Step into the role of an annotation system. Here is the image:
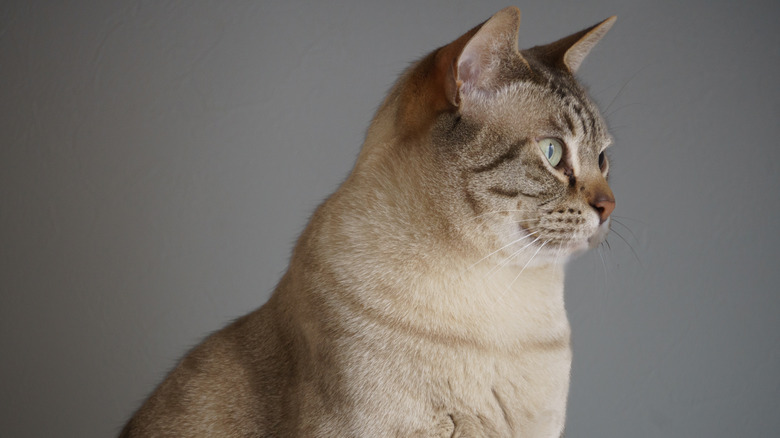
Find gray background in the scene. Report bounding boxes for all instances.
[2,1,778,437]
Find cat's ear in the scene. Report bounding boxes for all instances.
[437,7,523,107]
[525,16,616,74]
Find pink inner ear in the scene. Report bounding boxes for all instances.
[456,30,498,95]
[453,9,521,97]
[442,7,522,107]
[457,51,482,90]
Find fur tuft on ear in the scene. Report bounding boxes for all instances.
[524,16,616,74]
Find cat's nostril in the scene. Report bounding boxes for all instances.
[589,194,615,224]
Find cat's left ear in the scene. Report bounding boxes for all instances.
[435,6,523,108]
[525,16,616,74]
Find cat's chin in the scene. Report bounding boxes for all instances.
[586,218,611,249]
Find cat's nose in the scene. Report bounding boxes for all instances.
[589,190,615,224]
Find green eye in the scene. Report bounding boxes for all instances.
[538,138,564,167]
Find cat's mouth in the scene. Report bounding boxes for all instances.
[516,214,609,255]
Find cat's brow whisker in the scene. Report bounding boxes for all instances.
[605,124,630,133]
[602,62,653,115]
[605,102,646,118]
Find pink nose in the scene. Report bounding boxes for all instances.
[589,191,615,224]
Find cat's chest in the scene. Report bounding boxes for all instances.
[430,343,571,435]
[338,328,571,437]
[322,266,571,435]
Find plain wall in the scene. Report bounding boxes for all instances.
[2,1,779,436]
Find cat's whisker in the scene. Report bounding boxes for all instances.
[459,213,541,236]
[602,62,653,115]
[468,209,526,221]
[609,227,643,268]
[597,243,609,288]
[504,239,550,294]
[610,217,641,244]
[464,216,540,232]
[604,124,630,133]
[494,234,541,267]
[538,194,563,207]
[611,214,647,226]
[605,102,646,118]
[468,231,537,271]
[484,234,542,279]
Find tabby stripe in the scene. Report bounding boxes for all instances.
[571,102,584,121]
[463,187,482,214]
[563,113,575,134]
[572,95,601,140]
[548,80,588,137]
[547,116,564,135]
[488,187,520,198]
[572,101,595,139]
[551,84,568,101]
[470,142,520,173]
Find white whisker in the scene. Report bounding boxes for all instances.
[484,234,542,279]
[609,227,642,267]
[504,239,550,294]
[597,244,609,288]
[468,231,536,271]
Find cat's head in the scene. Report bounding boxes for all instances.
[362,7,616,268]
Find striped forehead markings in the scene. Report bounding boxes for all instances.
[562,113,575,134]
[547,79,600,140]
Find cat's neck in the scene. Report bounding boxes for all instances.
[288,172,569,348]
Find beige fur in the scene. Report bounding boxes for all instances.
[121,7,616,437]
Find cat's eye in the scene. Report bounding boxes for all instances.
[598,151,607,172]
[538,138,564,167]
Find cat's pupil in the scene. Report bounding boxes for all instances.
[598,151,605,168]
[547,144,554,158]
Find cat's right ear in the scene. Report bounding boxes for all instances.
[436,7,523,108]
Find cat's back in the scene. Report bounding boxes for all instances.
[119,295,295,437]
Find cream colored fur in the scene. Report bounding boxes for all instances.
[121,7,616,437]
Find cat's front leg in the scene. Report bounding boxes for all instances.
[410,413,455,438]
[447,412,501,438]
[411,411,497,438]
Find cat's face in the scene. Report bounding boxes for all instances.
[425,10,616,267]
[437,78,613,267]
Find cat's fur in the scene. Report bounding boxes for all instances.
[121,7,616,437]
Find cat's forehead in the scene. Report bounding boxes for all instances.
[467,77,611,151]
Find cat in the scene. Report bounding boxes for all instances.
[120,7,616,437]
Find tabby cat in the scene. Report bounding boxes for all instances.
[121,7,616,437]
